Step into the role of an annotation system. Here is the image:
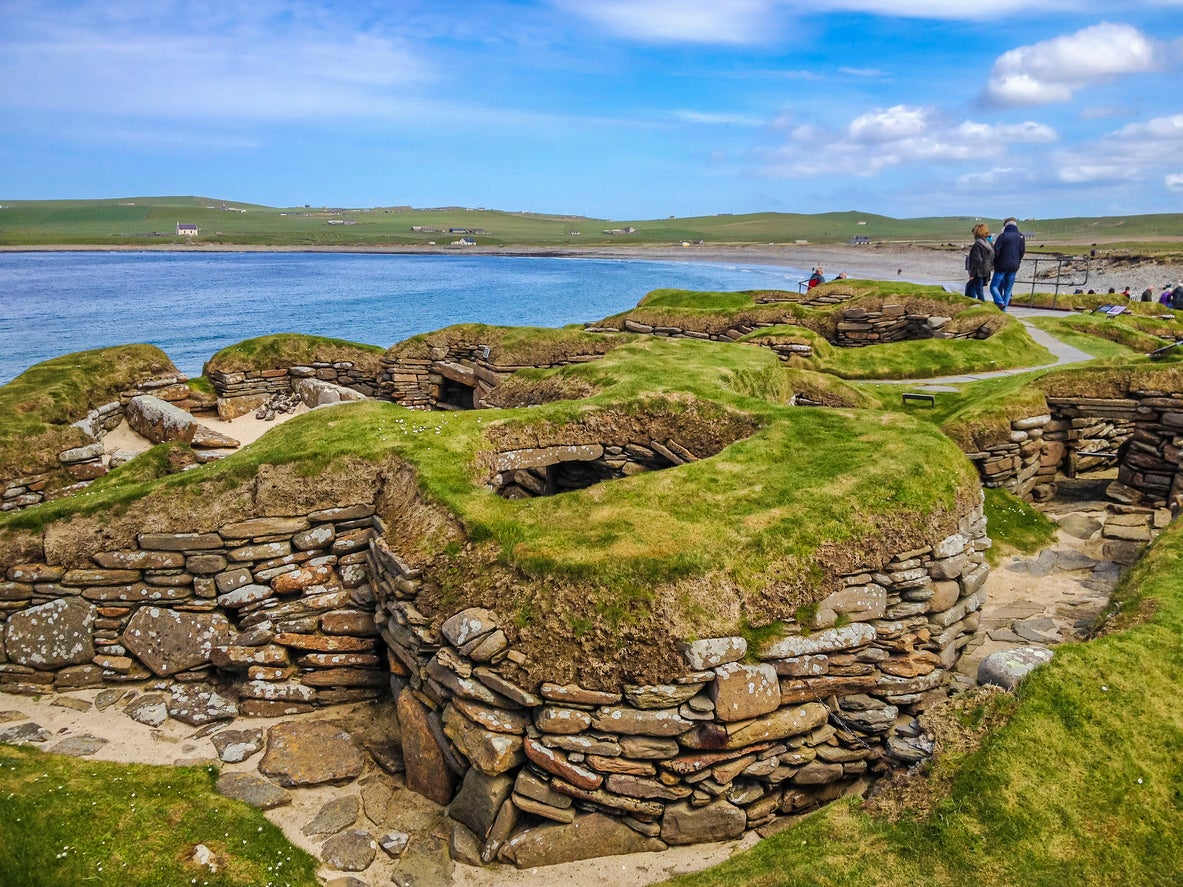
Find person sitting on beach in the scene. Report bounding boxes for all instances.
[1171,285,1183,310]
[1122,286,1132,298]
[807,267,825,289]
[964,223,994,302]
[1142,288,1154,302]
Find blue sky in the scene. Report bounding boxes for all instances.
[1,0,1181,220]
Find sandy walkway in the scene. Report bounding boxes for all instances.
[102,404,310,460]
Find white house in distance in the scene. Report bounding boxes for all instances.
[176,223,199,236]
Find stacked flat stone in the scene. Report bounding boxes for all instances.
[0,505,383,709]
[367,503,992,867]
[585,318,784,344]
[487,440,700,499]
[966,392,1182,511]
[832,307,985,347]
[753,288,858,308]
[209,362,381,421]
[378,344,606,411]
[965,414,1052,500]
[1047,393,1183,509]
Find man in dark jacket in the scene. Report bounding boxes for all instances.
[989,218,1025,311]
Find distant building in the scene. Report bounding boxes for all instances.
[176,223,199,236]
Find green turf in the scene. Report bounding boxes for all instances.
[0,747,320,887]
[2,197,1182,249]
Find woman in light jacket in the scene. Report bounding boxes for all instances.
[965,223,994,302]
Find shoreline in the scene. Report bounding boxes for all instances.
[4,240,1179,295]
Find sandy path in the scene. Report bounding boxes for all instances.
[102,404,310,459]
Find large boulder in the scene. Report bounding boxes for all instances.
[122,607,232,676]
[125,395,239,449]
[259,721,366,788]
[4,597,96,668]
[295,378,367,408]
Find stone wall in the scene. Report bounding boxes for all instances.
[965,391,1182,511]
[1,373,200,513]
[367,501,992,867]
[0,506,384,716]
[833,306,993,347]
[378,345,607,411]
[209,362,383,420]
[584,305,996,363]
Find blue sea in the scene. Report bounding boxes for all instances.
[0,251,809,384]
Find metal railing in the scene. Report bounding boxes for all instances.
[1013,254,1091,309]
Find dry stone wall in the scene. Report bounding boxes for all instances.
[2,373,201,513]
[965,391,1182,511]
[378,345,606,410]
[833,306,992,347]
[0,505,384,716]
[367,500,992,867]
[209,362,383,420]
[585,304,996,363]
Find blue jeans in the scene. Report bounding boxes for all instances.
[990,270,1017,309]
[966,277,988,301]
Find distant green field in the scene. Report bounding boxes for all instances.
[1,196,1181,249]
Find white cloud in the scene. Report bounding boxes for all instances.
[555,0,1098,42]
[671,110,765,126]
[1053,113,1183,183]
[759,104,1056,177]
[550,0,778,44]
[985,22,1159,107]
[0,2,436,121]
[1166,173,1183,191]
[839,67,886,78]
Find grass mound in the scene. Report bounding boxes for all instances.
[203,332,385,376]
[0,344,179,479]
[1028,314,1182,359]
[600,284,1053,381]
[382,323,627,367]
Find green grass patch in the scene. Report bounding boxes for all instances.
[982,487,1058,562]
[665,516,1183,887]
[0,745,319,887]
[3,199,1182,249]
[0,345,177,478]
[1028,314,1181,359]
[204,333,385,376]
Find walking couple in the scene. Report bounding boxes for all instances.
[965,218,1025,311]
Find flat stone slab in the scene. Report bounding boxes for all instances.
[216,772,291,810]
[49,734,108,757]
[303,794,361,837]
[0,722,51,744]
[977,646,1055,690]
[211,728,265,763]
[124,692,170,727]
[258,720,366,788]
[168,684,238,726]
[320,829,376,872]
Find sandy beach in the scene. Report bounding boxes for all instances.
[8,240,1180,298]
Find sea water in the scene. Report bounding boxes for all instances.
[0,251,809,384]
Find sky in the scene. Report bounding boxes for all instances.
[1,0,1182,220]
